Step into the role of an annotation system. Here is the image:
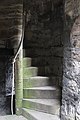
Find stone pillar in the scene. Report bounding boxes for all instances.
[11,0,23,115]
[61,16,80,120]
[15,45,23,115]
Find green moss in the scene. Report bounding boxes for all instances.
[22,100,32,109]
[15,57,38,112]
[16,99,22,108]
[23,67,37,79]
[23,89,33,99]
[16,108,22,115]
[15,80,23,89]
[23,78,33,88]
[15,89,23,99]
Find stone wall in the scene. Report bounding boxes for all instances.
[61,0,80,119]
[65,0,80,19]
[6,61,15,115]
[0,58,10,115]
[6,62,13,96]
[24,0,64,87]
[0,0,23,49]
[0,0,23,115]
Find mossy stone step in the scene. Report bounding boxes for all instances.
[15,67,38,82]
[23,67,38,79]
[23,86,60,99]
[22,108,60,120]
[23,76,49,88]
[22,99,60,115]
[0,115,27,120]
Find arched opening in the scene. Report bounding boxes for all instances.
[23,0,64,118]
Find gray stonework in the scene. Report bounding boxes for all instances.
[0,57,15,115]
[65,0,80,19]
[0,0,23,49]
[61,0,80,119]
[61,10,80,120]
[0,0,23,115]
[0,58,9,115]
[6,62,13,96]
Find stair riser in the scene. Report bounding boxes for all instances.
[22,100,60,115]
[15,67,38,80]
[23,68,38,79]
[23,89,60,99]
[23,78,49,88]
[23,77,61,88]
[22,58,31,67]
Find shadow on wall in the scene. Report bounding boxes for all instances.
[64,14,77,47]
[6,61,15,115]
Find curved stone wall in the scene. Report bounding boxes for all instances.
[0,0,23,115]
[0,0,23,49]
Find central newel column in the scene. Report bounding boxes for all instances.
[15,45,23,115]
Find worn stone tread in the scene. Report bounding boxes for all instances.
[23,76,49,88]
[23,99,60,106]
[24,86,57,90]
[22,108,60,120]
[23,86,60,99]
[22,99,60,115]
[0,115,27,120]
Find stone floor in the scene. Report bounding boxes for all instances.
[0,115,27,120]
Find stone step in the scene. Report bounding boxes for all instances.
[22,99,60,115]
[23,74,62,88]
[22,108,60,120]
[23,76,49,88]
[22,57,31,67]
[16,57,31,68]
[23,86,60,99]
[23,66,50,76]
[23,57,31,68]
[23,67,38,79]
[0,115,27,120]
